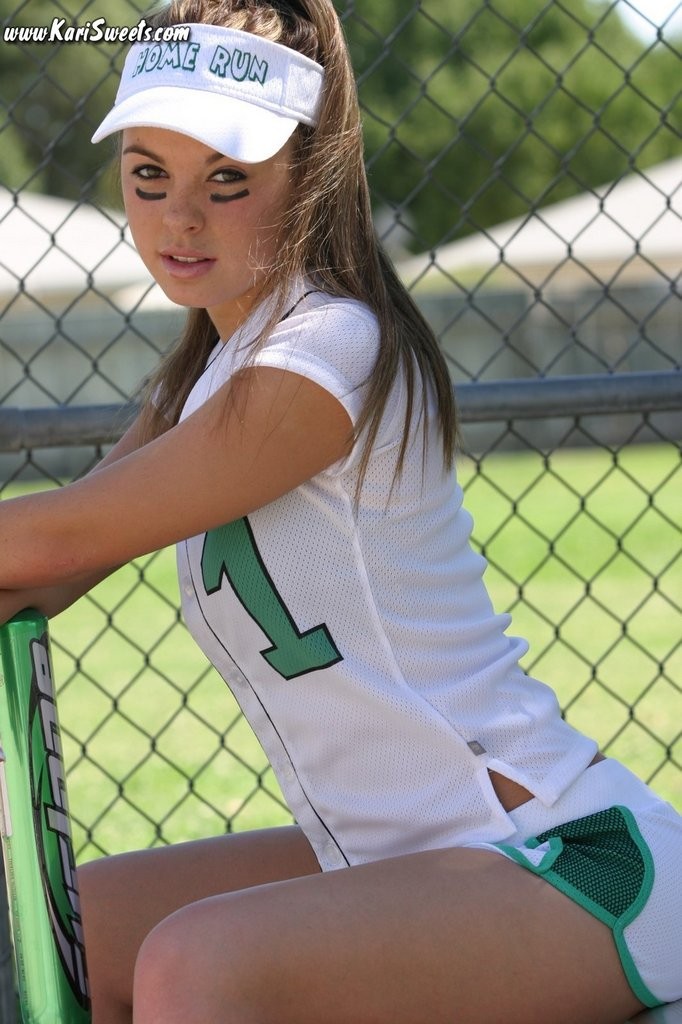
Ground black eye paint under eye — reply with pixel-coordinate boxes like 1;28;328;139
136;187;167;201
210;188;250;204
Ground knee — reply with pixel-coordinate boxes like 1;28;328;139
134;914;192;1023
133;902;259;1024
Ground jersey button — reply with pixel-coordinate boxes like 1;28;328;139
325;846;345;868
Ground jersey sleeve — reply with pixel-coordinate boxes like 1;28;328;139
181;292;407;472
250;295;383;429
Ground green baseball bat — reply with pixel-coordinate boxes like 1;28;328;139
0;610;90;1023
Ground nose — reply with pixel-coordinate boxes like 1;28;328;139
162;185;205;234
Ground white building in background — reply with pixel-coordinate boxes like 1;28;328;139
0;187;168;313
399;157;682;294
397;158;681;385
0;187;181;410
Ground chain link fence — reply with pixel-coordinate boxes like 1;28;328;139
0;1;681;996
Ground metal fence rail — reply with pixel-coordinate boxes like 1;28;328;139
1;372;681;453
1;0;681;1016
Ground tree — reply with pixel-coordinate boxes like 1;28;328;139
0;0;679;250
0;0;145;199
339;0;682;250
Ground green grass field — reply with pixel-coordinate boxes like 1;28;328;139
3;441;681;860
458;443;681;807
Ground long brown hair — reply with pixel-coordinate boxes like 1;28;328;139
136;0;457;488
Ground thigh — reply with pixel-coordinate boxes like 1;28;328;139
78;825;319;1016
133;846;646;1024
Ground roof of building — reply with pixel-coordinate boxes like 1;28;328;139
398;157;682;293
0;187;168;311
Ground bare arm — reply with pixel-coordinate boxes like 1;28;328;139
0;368;352;594
0;412;160;622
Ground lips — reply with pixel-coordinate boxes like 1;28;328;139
160;251;217;279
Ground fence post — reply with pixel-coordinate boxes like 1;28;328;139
0;854;17;1022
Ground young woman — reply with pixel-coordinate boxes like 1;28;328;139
1;2;680;1021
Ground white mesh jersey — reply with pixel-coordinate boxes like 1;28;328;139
176;287;597;871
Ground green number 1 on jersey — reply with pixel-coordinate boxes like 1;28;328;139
201;519;343;680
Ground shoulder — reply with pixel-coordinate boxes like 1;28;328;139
270;289;380;367
251;290;382;418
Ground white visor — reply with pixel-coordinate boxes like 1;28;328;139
91;23;324;163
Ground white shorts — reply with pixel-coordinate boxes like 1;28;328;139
468;759;682;1007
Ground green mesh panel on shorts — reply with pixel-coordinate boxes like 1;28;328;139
496;805;660;1007
533;806;644;919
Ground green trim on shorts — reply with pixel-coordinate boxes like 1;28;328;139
495;805;662;1008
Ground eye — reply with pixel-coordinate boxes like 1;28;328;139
208;167;250;204
129;163;168;201
210;167;246;185
132;164;167;181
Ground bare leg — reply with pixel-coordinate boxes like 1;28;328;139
131;846;646;1024
78;826;320;1024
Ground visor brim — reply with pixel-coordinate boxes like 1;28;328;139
91;86;299;164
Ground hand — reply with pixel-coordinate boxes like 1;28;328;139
0;575;103;627
0;590;37;627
